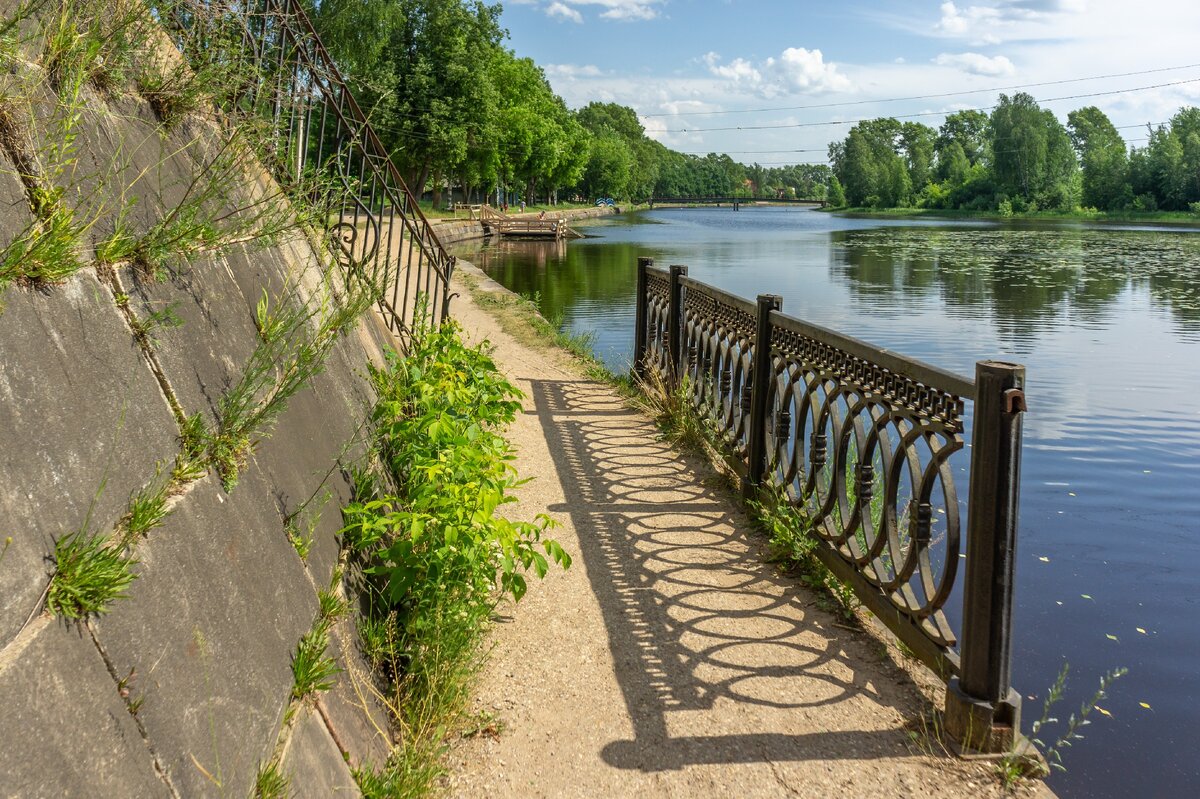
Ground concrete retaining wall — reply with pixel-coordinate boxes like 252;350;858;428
0;18;396;797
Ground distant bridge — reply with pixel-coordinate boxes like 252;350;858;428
647;196;826;210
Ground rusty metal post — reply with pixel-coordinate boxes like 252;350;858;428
945;360;1027;753
744;294;782;498
633;257;652;379
667;264;687;382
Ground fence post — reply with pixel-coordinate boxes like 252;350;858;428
744;294;782;498
945;360;1027;753
667;264;688;382
633;257;652;379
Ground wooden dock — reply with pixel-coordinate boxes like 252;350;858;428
478;204;570;239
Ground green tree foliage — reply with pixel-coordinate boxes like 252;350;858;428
314;0;504;201
989;93;1078;211
826;175;846;207
1068;106;1130;210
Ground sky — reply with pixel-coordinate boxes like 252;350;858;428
500;0;1200;165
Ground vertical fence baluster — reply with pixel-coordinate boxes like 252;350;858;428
745;294;782;498
945;360;1027;752
667;264;687;383
634;257;652;379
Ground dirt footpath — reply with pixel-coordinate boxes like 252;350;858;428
443;264;1036;798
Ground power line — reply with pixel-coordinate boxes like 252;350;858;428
643;62;1200;117
665;78;1200;133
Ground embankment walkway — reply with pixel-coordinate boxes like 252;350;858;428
443;263;1037;798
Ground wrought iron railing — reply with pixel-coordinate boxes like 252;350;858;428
161;0;455;337
634;257;1029;753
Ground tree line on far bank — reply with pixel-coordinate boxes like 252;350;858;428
828;93;1200;214
310;0;828;205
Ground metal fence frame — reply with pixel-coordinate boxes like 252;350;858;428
162;0;456;339
634;256;1029;753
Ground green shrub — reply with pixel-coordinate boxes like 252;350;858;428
342;321;570;796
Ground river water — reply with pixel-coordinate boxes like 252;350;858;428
452;207;1200;798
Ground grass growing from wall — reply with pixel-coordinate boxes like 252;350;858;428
341;320;570;796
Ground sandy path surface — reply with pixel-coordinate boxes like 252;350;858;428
443;264;1025;798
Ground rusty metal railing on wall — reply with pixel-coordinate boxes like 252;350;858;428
633;257;1029;753
159;0;455;339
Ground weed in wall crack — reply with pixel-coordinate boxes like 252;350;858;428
46;529;137;619
118;465;174;545
252;759;289;799
291;618;340;701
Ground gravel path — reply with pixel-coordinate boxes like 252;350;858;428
444;264;1033;798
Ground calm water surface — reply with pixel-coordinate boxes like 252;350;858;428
453;207;1200;798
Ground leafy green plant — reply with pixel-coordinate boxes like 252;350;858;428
340;320;571;795
46;529;137;618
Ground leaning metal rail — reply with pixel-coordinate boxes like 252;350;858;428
633;257;1030;753
162;0;455;338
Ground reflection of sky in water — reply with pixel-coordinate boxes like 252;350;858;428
457;207;1200;799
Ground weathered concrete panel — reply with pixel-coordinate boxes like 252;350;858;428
94;472;317;798
251;345;368;585
0;152;33;252
68;94;212;255
122;251;262;426
320;617;394;770
0;620;169;798
0;271;178;646
281;709;360;797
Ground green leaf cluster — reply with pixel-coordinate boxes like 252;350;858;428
344;323;570;627
343;322;570;795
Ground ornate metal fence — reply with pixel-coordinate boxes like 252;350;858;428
160;0;455;338
634;257;1029;753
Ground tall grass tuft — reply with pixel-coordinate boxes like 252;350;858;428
46;530;137;618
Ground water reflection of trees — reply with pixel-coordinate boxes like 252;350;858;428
463;239;649;321
829;227;1200;342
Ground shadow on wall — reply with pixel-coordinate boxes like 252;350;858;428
527;379;919;772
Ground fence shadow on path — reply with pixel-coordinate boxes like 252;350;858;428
528;379;922;773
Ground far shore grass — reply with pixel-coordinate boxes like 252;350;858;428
822;205;1200;227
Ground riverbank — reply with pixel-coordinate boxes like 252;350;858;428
824;206;1200;227
430;204;622;245
440;259;1049;797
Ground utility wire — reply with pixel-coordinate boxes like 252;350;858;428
643;62;1200;117
666;78;1200;133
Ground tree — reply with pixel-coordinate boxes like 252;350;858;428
314;0;505;199
827;175;846;207
989;93;1077;210
936;110;989;169
581;134;633;199
1068;106;1130;210
899;122;936;195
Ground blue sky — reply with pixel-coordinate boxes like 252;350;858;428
500;0;1200;165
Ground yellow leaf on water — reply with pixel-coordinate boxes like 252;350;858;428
1068;492;1077;497
1136;627;1147;634
1106;634;1119;642
1139;702;1152;709
1081;594;1093;600
1038;556;1050;562
1096;706;1112;717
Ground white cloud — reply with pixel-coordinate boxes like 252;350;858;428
933;0;1087;43
934;51;1016;76
544;63;605;78
545;0;664;22
703;47;852;98
546;1;583;23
